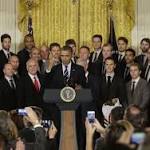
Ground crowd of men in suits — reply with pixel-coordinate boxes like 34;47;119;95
0;33;150;149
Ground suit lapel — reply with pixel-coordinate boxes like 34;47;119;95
4;78;12;89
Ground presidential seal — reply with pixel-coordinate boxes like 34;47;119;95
60;87;76;102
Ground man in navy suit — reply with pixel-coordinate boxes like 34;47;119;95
0;34;14;79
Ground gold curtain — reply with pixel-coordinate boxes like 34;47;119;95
18;0;135;49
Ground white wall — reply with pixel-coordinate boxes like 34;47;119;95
0;0;22;53
132;0;150;53
0;0;150;53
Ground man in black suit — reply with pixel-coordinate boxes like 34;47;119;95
46;45;86;89
0;34;14;79
17;34;35;76
0;63;18;111
100;57;127;106
88;34;103;76
126;63;150;110
65;39;78;64
115;37;128;64
45;42;61;73
17;58;45;108
90;57;127;118
8;55;20;80
135;38;150;70
143;48;150;82
117;48;136;82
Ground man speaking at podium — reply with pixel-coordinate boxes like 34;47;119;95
45;45;86;149
46;45;86;89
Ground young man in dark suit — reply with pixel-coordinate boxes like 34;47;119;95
117;48;136;82
65;39;78;64
0;34;14;79
126;63;150;109
0;63;18;111
17;34;35;76
17;58;45;108
88;34;103;76
135;38;150;71
143;48;150;82
90;57;127;119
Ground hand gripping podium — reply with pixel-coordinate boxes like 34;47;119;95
43;87;92;150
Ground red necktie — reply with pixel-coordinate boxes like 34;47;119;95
34;77;40;92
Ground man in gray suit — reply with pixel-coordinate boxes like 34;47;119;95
126;63;150;110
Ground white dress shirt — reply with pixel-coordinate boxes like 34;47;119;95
5;75;16;88
2;49;10;59
106;72;115;82
62;62;72;78
28;73;41;89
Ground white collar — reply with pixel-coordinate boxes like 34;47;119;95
62;62;72;68
5;75;13;81
119;51;125;57
106;72;115;78
2;49;10;58
28;73;38;81
132;77;140;83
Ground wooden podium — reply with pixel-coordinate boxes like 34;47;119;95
43;88;92;150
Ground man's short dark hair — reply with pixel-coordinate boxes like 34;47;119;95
126;48;136;57
79;46;90;52
92;34;102;42
110;107;124;123
1;34;11;42
61;45;73;53
140;38;150;45
118;37;128;44
65;39;76;47
49;42;60;51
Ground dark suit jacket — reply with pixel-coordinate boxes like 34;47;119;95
88;51;103;76
93;74;127;108
16;73;45;107
126;78;150;109
135;54;146;72
46;63;86;89
0;77;18;111
17;48;30;76
0;50;14;79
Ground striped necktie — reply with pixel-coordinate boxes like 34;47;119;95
64;65;69;81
